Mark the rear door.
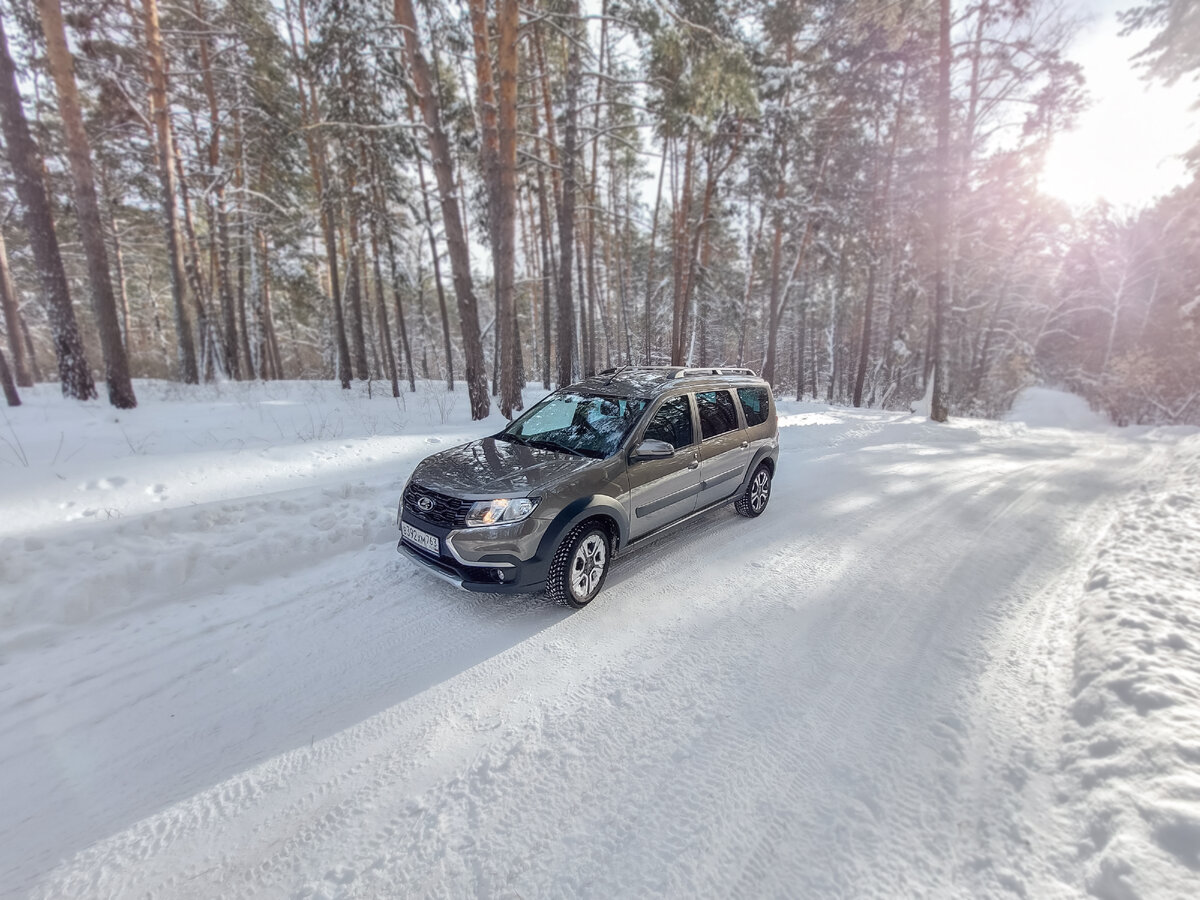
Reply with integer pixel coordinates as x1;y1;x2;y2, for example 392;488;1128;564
694;388;752;509
627;394;701;539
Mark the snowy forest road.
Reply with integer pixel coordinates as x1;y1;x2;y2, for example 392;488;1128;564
2;407;1163;899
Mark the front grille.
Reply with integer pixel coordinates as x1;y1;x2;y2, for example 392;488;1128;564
405;482;472;528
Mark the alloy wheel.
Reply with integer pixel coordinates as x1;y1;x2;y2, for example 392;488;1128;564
570;532;607;600
750;469;770;513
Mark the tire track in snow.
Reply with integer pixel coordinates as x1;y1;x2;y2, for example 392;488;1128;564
23;423;1153;899
24;433;1014;898
250;451;1070;897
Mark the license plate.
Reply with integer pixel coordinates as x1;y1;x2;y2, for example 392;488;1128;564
401;522;439;554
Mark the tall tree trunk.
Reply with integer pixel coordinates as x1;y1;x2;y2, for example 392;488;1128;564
98;166;132;359
255;228;283;379
495;0;521;415
283;0;350;387
670;133;695;365
37;0;136;408
620;169;635;364
533;23;563;214
340;141;369;381
644;134;668;363
384;228;416;391
141;0;198;384
344;211;369;380
555;2;583;386
575;224;588;375
0;229;33;386
232;101;255;377
520;187;541;380
174;143;217;379
368;198;400;397
530;83;555;388
930;0;952;422
679;138;740;366
396;0;489;416
0;9;96;399
470;0;519;414
467;0;500;253
761;214;786;383
192;0;239;379
852;258;878;408
796;301;806;400
582;0;609;377
737;199;765;367
854;96;905;406
19;309;42;382
411;132;454;390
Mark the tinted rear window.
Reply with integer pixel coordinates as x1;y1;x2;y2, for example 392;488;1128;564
695;390;738;440
738;387;770;427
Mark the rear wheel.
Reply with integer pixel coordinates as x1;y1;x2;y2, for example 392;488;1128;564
547;521;611;608
735;464;772;518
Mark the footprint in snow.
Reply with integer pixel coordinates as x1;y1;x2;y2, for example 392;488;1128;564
425;436;442;444
79;476;128;491
324;866;357;885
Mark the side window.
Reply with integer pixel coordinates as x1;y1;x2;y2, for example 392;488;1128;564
643;396;693;449
737;387;770;428
696;390;738;440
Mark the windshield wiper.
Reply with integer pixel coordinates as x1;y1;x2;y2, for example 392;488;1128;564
528;439;589;458
494;432;529;446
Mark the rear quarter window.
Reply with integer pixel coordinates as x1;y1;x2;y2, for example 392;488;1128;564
737;387;770;428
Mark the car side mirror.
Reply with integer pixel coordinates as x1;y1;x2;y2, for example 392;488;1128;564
631;438;675;461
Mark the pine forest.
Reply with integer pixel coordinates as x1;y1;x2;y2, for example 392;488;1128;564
0;0;1196;426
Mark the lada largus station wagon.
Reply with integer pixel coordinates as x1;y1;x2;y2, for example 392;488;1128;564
396;367;780;607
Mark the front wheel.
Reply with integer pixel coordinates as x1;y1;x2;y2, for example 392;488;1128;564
735;464;772;518
547;521;611;608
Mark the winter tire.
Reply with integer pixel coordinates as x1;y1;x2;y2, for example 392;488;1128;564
547;521;611;608
735;464;772;518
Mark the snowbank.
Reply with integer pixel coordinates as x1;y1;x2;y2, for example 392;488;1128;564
1063;434;1200;900
1007;386;1111;430
0;380;524;639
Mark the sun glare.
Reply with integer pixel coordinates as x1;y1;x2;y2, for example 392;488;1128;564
1041;8;1197;210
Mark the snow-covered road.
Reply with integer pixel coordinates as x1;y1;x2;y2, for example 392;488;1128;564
1;384;1194;899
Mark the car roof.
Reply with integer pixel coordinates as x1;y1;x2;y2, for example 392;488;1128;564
567;366;771;400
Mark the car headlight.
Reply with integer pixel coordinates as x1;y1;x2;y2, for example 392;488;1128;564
465;497;539;527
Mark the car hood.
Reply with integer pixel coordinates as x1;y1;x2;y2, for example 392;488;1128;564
410;436;600;498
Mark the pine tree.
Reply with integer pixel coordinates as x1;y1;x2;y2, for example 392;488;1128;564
37;0;136;408
0;6;96;401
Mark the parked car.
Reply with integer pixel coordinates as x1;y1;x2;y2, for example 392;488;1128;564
396;366;779;607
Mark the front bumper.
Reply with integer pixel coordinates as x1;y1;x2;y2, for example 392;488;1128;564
396;509;551;593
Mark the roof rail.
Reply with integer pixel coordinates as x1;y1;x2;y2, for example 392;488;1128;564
593;365;758;379
596;365;673;375
672;367;757;378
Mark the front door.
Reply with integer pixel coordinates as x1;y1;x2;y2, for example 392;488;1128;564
627;394;701;539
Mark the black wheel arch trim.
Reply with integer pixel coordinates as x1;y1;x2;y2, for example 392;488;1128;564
736;447;776;494
536;494;629;560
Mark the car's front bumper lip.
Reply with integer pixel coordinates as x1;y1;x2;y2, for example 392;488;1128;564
397;509;550;593
397;539;470;590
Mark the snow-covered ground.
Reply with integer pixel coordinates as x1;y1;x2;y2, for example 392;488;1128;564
1;381;1197;899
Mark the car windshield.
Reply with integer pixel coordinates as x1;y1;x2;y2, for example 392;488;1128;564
497;392;648;459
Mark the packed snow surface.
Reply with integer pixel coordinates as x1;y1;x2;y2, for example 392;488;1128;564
1;380;1198;899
